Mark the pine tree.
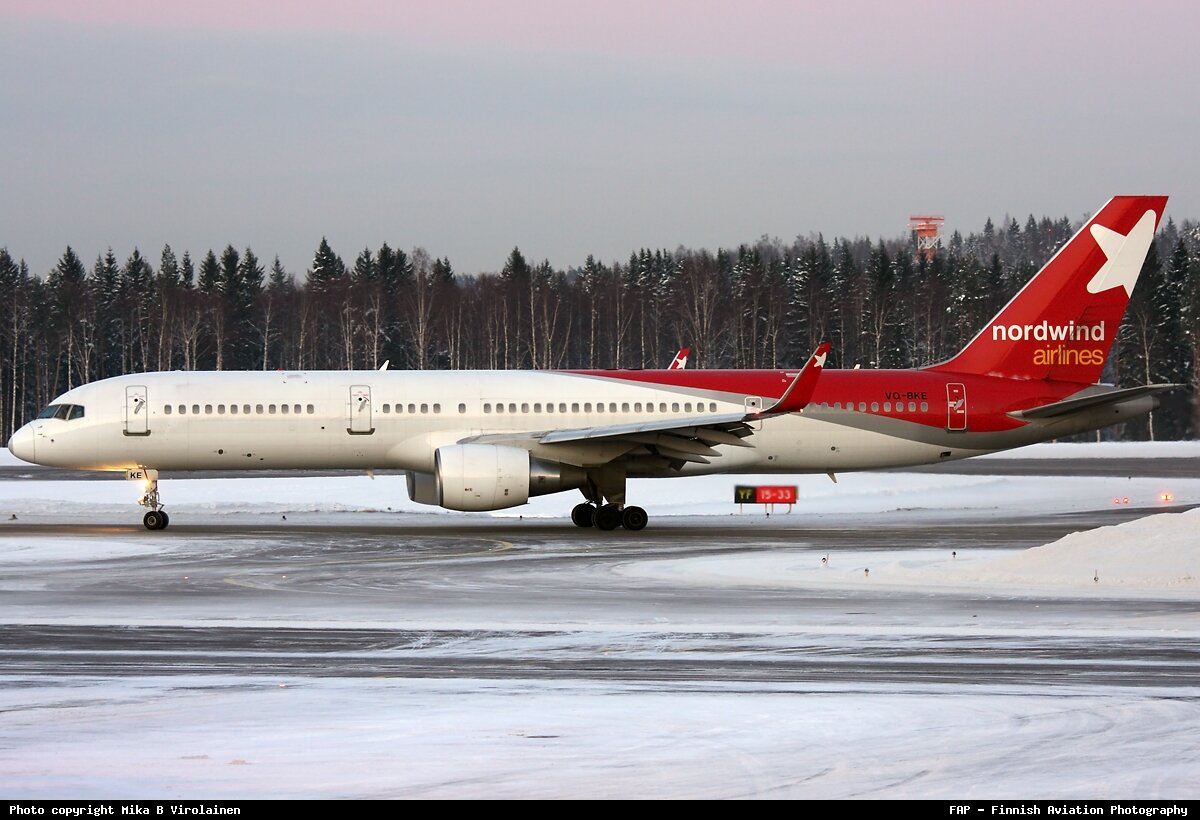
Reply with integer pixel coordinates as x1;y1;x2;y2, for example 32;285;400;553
308;237;346;291
198;250;220;294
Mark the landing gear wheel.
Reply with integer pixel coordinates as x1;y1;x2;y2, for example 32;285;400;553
621;505;648;531
594;503;622;531
571;503;596;527
143;510;169;531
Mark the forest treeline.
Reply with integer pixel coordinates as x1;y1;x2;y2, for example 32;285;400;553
2;213;1197;442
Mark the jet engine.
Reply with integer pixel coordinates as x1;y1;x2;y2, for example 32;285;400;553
406;444;587;512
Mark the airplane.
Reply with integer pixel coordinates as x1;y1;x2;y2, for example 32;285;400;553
6;195;1178;532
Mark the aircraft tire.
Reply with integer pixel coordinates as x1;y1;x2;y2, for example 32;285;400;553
621;506;648;531
594;504;622;531
143;510;168;531
571;503;595;528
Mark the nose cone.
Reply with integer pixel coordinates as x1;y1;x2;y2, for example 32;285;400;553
7;425;35;464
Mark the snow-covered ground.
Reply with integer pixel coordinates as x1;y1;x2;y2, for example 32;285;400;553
2;442;1197;597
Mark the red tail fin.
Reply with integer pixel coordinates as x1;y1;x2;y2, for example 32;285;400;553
928;195;1167;383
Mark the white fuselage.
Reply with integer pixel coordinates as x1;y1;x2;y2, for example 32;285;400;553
8;370;971;477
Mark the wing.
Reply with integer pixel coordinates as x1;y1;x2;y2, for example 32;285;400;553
462;343;830;471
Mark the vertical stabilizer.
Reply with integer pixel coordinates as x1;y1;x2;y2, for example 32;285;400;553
928;195;1167;383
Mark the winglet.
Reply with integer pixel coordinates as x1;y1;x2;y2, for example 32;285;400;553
760;343;830;415
669;347;690;370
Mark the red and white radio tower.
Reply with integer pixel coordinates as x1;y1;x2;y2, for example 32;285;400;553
909;214;944;262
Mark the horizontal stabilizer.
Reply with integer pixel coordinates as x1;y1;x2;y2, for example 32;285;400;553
1008;383;1183;420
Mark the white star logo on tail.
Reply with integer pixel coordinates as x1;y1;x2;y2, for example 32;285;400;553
812;350;827;368
1087;209;1158;296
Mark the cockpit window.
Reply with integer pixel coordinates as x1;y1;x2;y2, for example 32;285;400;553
36;403;85;421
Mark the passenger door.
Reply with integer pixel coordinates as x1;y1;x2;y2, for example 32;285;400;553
946;383;967;431
124;385;150;436
348;385;374;435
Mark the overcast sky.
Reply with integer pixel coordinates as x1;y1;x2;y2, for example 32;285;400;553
2;0;1197;280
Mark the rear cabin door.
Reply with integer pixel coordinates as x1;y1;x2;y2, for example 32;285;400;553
946;383;967;431
348;385;374;435
124;385;150;436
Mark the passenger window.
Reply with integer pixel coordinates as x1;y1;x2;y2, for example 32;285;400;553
634;403;642;412
178;405;186;415
164;405;173;415
306;404;314;414
871;402;879;412
671;402;680;412
584;403;592;412
382;404;390;413
883;402;891;412
508;403;516;413
294;404;301;414
484;403;492;413
407;403;415;414
622;402;629;412
268;404;276;414
546;403;554;413
245;405;252;415
194;405;201;415
521;403;529;413
433;404;441;414
596;403;604;413
255;404;263;414
559;403;567;413
571;403;579;413
205;405;213;414
458;403;466;414
534;403;542;413
230;404;238;415
710;402;717;412
921;401;929;412
908;402;916;412
684;402;692;412
218;404;226;414
281;404;289;415
646;403;654;413
421;403;429;414
858;402;866;411
659;403;667;412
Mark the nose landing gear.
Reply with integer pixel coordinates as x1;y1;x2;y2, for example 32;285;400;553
137;477;170;531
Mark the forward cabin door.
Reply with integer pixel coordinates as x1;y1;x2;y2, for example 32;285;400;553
348;385;374;435
124;385;150;436
946;383;967;431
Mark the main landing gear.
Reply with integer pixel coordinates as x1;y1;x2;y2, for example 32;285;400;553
570;502;648;531
570;468;648;531
137;477;170;531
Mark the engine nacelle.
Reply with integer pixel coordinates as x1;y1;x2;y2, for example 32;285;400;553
410;444;587;512
437;444;529;511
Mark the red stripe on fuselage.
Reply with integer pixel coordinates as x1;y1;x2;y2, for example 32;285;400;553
565;368;1088;433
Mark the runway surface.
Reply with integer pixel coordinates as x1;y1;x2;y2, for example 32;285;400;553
1;456;1198;799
